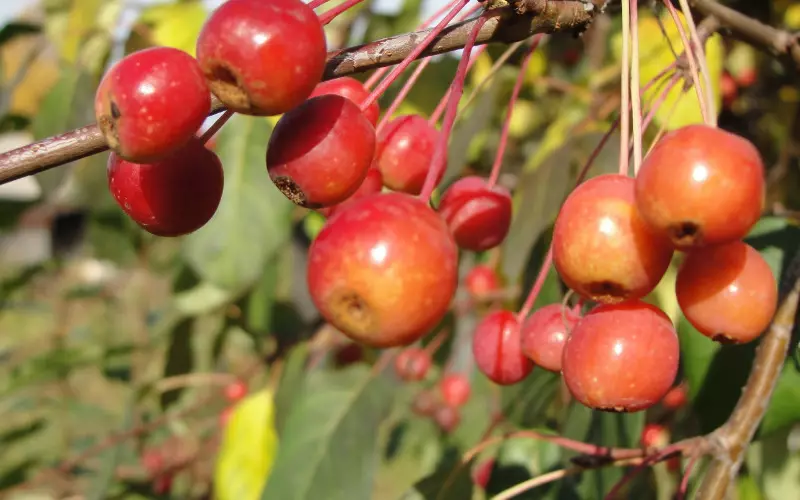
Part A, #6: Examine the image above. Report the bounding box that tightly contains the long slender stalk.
[619,0,632,176]
[630,0,644,173]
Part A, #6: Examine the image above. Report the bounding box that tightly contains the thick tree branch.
[0,4,601,186]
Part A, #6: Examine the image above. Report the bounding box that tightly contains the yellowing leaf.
[61,0,105,64]
[612,11,724,130]
[524,50,548,84]
[137,1,208,56]
[469,51,494,87]
[785,4,800,30]
[508,100,541,139]
[214,390,279,500]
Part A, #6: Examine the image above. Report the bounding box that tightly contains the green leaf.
[215,390,279,500]
[404,447,474,500]
[174,282,238,316]
[260,364,395,500]
[184,114,293,292]
[485,436,562,499]
[273,343,309,437]
[501,368,559,428]
[160,317,194,410]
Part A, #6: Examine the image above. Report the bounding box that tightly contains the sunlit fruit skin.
[95,47,210,163]
[107,137,224,237]
[553,174,673,303]
[438,176,513,252]
[472,310,533,385]
[307,192,458,347]
[562,301,679,412]
[464,264,500,298]
[317,168,383,218]
[394,347,431,382]
[635,125,765,248]
[310,77,380,126]
[195,0,326,116]
[676,241,777,344]
[439,373,471,407]
[267,95,375,208]
[375,115,443,194]
[521,304,579,373]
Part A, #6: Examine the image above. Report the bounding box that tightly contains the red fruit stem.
[307,0,329,9]
[375,3,481,136]
[318,0,365,25]
[618,0,632,177]
[428,44,487,125]
[628,72,680,159]
[678,0,717,125]
[419,13,487,201]
[629,0,644,174]
[360,0,472,112]
[487,35,544,188]
[678,453,701,499]
[604,447,682,500]
[423,327,450,356]
[662,0,713,126]
[363,0,463,90]
[199,109,234,145]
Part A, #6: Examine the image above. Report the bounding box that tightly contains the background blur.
[0,1,799,499]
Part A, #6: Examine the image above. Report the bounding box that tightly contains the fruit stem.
[458,40,525,116]
[618,0,632,177]
[644,84,688,157]
[360,0,472,112]
[375,3,481,136]
[428,45,487,125]
[678,0,717,126]
[661,0,713,127]
[363,0,463,90]
[318,0,366,25]
[307,0,329,9]
[628,72,680,160]
[486,35,544,189]
[629,0,644,174]
[419,13,487,201]
[199,109,234,145]
[677,452,701,499]
[423,327,450,357]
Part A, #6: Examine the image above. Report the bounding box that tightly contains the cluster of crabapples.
[94,0,777,414]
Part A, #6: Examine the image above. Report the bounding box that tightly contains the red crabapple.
[224,381,247,402]
[394,347,432,382]
[317,168,383,218]
[635,125,765,248]
[676,241,777,344]
[553,174,673,303]
[267,95,375,208]
[562,301,679,412]
[472,459,495,489]
[411,390,437,417]
[196,0,326,116]
[662,383,688,410]
[434,405,461,433]
[439,373,471,407]
[307,192,458,347]
[641,423,669,448]
[95,47,210,162]
[310,77,380,126]
[107,137,224,237]
[464,264,501,299]
[472,310,533,385]
[438,176,513,252]
[375,115,444,194]
[521,304,579,373]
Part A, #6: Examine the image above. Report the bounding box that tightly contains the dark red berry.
[434,405,461,433]
[375,115,443,194]
[562,301,679,412]
[267,95,375,208]
[464,264,501,299]
[107,137,224,237]
[196,0,326,116]
[310,77,380,126]
[676,241,777,344]
[635,125,765,248]
[472,310,533,385]
[394,347,432,382]
[439,373,471,407]
[521,304,579,373]
[553,174,673,303]
[438,176,513,252]
[95,47,210,162]
[307,192,458,347]
[472,458,495,489]
[224,381,247,402]
[318,168,383,218]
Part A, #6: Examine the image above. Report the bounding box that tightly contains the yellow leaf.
[61,0,105,64]
[136,1,208,56]
[785,4,800,30]
[214,389,279,500]
[469,51,494,87]
[524,50,548,84]
[508,100,541,139]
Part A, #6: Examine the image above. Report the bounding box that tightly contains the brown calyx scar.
[98,99,121,150]
[329,289,377,337]
[669,221,701,246]
[273,176,318,208]
[205,62,252,114]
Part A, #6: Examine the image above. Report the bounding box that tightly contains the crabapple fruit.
[107,137,224,237]
[439,373,471,407]
[267,95,375,208]
[676,241,777,344]
[307,192,458,347]
[438,176,513,252]
[472,310,533,385]
[317,168,383,218]
[521,304,579,373]
[434,405,461,433]
[95,47,210,162]
[196,0,326,116]
[553,174,673,303]
[562,301,679,412]
[375,115,443,194]
[224,381,247,402]
[310,77,380,126]
[394,347,432,382]
[635,125,765,248]
[464,264,501,299]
